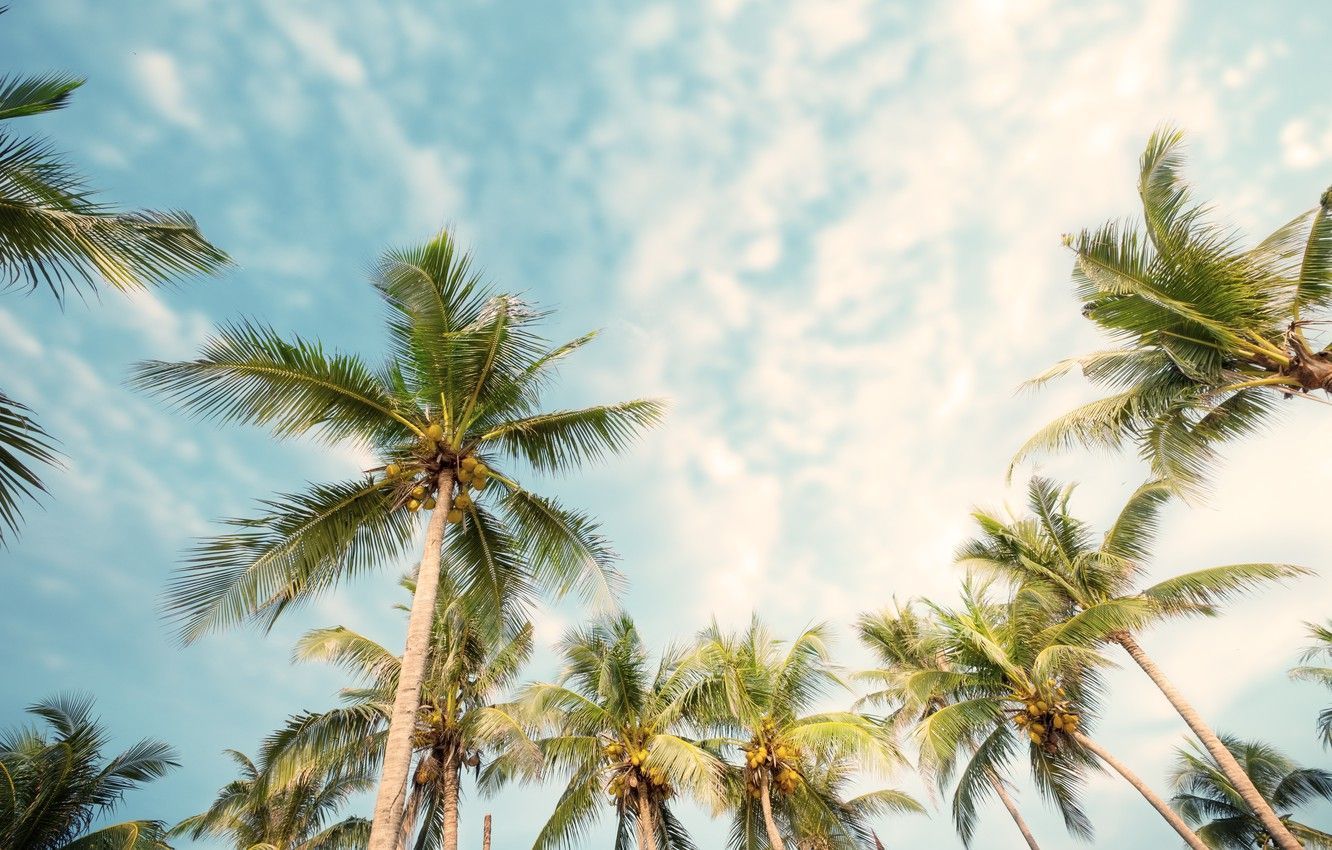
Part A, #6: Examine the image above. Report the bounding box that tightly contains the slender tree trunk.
[482,814,491,850]
[368,470,456,850]
[1113,632,1303,850]
[1072,732,1207,850]
[442,753,461,850]
[635,781,658,850]
[986,770,1041,850]
[758,772,788,850]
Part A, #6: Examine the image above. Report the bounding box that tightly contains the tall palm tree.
[918,586,1209,849]
[482,615,723,850]
[856,601,1044,849]
[0,694,178,850]
[1170,737,1332,849]
[1015,127,1332,498]
[0,66,228,539]
[170,748,370,850]
[958,476,1309,850]
[263,578,533,850]
[696,618,914,850]
[1289,620,1332,748]
[133,229,663,850]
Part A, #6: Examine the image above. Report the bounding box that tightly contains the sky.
[2,0,1332,847]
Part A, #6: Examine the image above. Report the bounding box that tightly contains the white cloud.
[131,49,203,130]
[1280,117,1332,170]
[269,10,367,85]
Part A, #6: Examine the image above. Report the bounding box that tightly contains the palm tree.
[856,601,1044,849]
[777,753,922,850]
[918,586,1208,849]
[482,615,723,850]
[958,477,1309,850]
[1289,620,1332,748]
[133,229,663,849]
[696,618,914,850]
[0,67,228,539]
[263,577,533,850]
[0,694,178,850]
[170,748,370,849]
[1015,127,1332,498]
[1170,737,1332,849]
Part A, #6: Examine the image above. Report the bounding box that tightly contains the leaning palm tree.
[856,601,1044,849]
[1016,127,1332,498]
[263,577,533,850]
[0,694,178,850]
[481,615,723,850]
[696,618,913,850]
[0,67,228,539]
[920,586,1209,849]
[1169,737,1332,849]
[1289,620,1332,748]
[959,477,1309,850]
[170,748,370,850]
[134,229,663,849]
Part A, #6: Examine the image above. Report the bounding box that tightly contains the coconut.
[426,423,444,441]
[385,463,401,477]
[455,492,473,509]
[423,497,437,511]
[411,485,427,498]
[446,509,463,524]
[407,499,421,512]
[461,456,478,470]
[472,476,489,490]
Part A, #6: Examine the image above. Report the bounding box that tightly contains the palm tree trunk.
[368,470,456,850]
[635,781,658,850]
[482,813,491,850]
[442,754,461,850]
[986,770,1041,850]
[759,772,788,850]
[1113,632,1304,850]
[1072,731,1207,850]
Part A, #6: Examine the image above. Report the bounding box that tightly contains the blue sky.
[3,0,1332,847]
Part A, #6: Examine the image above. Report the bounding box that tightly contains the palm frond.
[0,73,83,120]
[0,388,59,541]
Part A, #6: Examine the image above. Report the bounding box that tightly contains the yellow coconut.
[455,492,473,509]
[411,485,427,498]
[385,463,401,477]
[407,499,421,512]
[426,423,444,441]
[423,497,437,511]
[446,509,463,524]
[461,456,478,470]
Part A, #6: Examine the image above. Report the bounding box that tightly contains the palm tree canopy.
[482,615,722,850]
[0,694,178,850]
[957,476,1308,645]
[1169,736,1332,849]
[0,62,227,541]
[909,586,1104,846]
[133,229,664,642]
[1015,126,1332,497]
[259,578,534,846]
[696,617,913,850]
[170,748,371,850]
[1289,620,1332,748]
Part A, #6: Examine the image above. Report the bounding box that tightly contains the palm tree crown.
[265,578,533,850]
[0,66,227,540]
[134,228,661,640]
[1169,737,1332,849]
[0,694,178,850]
[1289,620,1332,749]
[1016,127,1332,496]
[170,748,370,850]
[485,615,723,850]
[695,618,913,850]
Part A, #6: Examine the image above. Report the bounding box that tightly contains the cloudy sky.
[3,0,1332,847]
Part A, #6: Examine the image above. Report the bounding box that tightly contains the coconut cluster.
[380,424,494,525]
[743,718,802,798]
[602,738,672,802]
[1009,681,1080,752]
